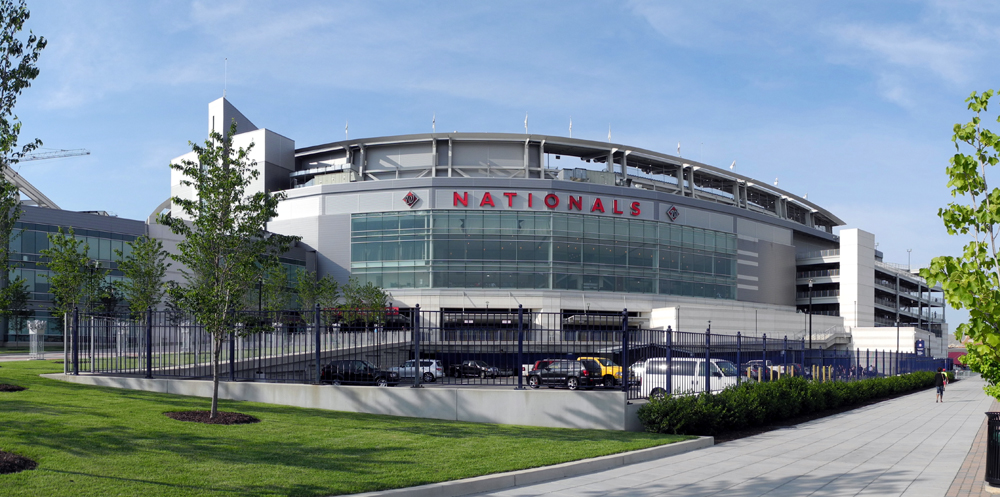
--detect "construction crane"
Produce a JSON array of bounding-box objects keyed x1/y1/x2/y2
[{"x1": 20, "y1": 148, "x2": 90, "y2": 161}]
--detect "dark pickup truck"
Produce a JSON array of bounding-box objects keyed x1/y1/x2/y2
[{"x1": 448, "y1": 360, "x2": 500, "y2": 378}]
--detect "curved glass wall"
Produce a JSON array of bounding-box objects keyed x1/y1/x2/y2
[{"x1": 351, "y1": 211, "x2": 737, "y2": 299}]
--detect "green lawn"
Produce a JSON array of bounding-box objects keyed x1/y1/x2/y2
[{"x1": 0, "y1": 361, "x2": 690, "y2": 496}]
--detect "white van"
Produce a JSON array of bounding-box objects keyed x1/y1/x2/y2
[{"x1": 633, "y1": 357, "x2": 740, "y2": 398}]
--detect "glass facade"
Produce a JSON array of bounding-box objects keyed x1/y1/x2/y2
[{"x1": 351, "y1": 211, "x2": 737, "y2": 299}]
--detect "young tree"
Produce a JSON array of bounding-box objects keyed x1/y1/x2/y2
[
  {"x1": 0, "y1": 0, "x2": 44, "y2": 346},
  {"x1": 294, "y1": 268, "x2": 340, "y2": 310},
  {"x1": 340, "y1": 277, "x2": 390, "y2": 330},
  {"x1": 259, "y1": 263, "x2": 291, "y2": 313},
  {"x1": 40, "y1": 228, "x2": 105, "y2": 321},
  {"x1": 3, "y1": 275, "x2": 30, "y2": 335},
  {"x1": 114, "y1": 235, "x2": 169, "y2": 322},
  {"x1": 160, "y1": 121, "x2": 298, "y2": 419},
  {"x1": 922, "y1": 89, "x2": 1000, "y2": 399}
]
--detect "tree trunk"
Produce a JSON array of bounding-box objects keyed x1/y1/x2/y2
[{"x1": 211, "y1": 335, "x2": 222, "y2": 418}]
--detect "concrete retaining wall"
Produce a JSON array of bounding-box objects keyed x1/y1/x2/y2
[{"x1": 43, "y1": 374, "x2": 645, "y2": 431}]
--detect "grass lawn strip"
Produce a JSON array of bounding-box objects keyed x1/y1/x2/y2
[{"x1": 0, "y1": 361, "x2": 690, "y2": 497}]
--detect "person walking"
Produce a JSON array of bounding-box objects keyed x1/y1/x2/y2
[{"x1": 935, "y1": 367, "x2": 946, "y2": 403}]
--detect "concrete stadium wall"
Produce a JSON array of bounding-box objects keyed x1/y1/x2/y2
[{"x1": 43, "y1": 374, "x2": 645, "y2": 431}]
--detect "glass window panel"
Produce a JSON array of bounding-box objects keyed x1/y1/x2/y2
[
  {"x1": 85, "y1": 237, "x2": 98, "y2": 259},
  {"x1": 584, "y1": 217, "x2": 599, "y2": 238},
  {"x1": 583, "y1": 243, "x2": 600, "y2": 264},
  {"x1": 111, "y1": 240, "x2": 124, "y2": 260},
  {"x1": 352, "y1": 216, "x2": 368, "y2": 233},
  {"x1": 614, "y1": 242, "x2": 627, "y2": 266},
  {"x1": 35, "y1": 231, "x2": 48, "y2": 254},
  {"x1": 8, "y1": 232, "x2": 19, "y2": 253},
  {"x1": 615, "y1": 219, "x2": 628, "y2": 237},
  {"x1": 499, "y1": 240, "x2": 516, "y2": 261},
  {"x1": 99, "y1": 238, "x2": 111, "y2": 261},
  {"x1": 583, "y1": 274, "x2": 600, "y2": 291},
  {"x1": 682, "y1": 227, "x2": 693, "y2": 247},
  {"x1": 599, "y1": 217, "x2": 615, "y2": 237},
  {"x1": 567, "y1": 215, "x2": 583, "y2": 235},
  {"x1": 21, "y1": 231, "x2": 34, "y2": 254},
  {"x1": 693, "y1": 229, "x2": 705, "y2": 249},
  {"x1": 482, "y1": 213, "x2": 499, "y2": 230},
  {"x1": 715, "y1": 256, "x2": 734, "y2": 276},
  {"x1": 382, "y1": 215, "x2": 399, "y2": 231},
  {"x1": 483, "y1": 240, "x2": 500, "y2": 260},
  {"x1": 500, "y1": 214, "x2": 518, "y2": 231},
  {"x1": 601, "y1": 275, "x2": 615, "y2": 292},
  {"x1": 396, "y1": 271, "x2": 414, "y2": 288},
  {"x1": 600, "y1": 244, "x2": 615, "y2": 266},
  {"x1": 644, "y1": 222, "x2": 657, "y2": 241}
]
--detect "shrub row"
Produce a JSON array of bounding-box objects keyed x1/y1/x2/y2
[{"x1": 637, "y1": 371, "x2": 946, "y2": 436}]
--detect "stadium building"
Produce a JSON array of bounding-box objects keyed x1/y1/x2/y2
[{"x1": 160, "y1": 98, "x2": 949, "y2": 359}]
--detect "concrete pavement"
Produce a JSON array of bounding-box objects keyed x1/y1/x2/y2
[{"x1": 366, "y1": 374, "x2": 994, "y2": 497}]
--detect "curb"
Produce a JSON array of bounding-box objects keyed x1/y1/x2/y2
[{"x1": 348, "y1": 436, "x2": 713, "y2": 497}]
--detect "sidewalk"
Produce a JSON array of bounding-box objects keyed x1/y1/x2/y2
[
  {"x1": 373, "y1": 375, "x2": 993, "y2": 497},
  {"x1": 946, "y1": 398, "x2": 1000, "y2": 496}
]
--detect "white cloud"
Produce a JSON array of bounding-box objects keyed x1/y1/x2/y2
[{"x1": 826, "y1": 23, "x2": 970, "y2": 86}]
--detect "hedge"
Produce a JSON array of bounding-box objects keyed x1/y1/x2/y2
[{"x1": 637, "y1": 371, "x2": 950, "y2": 436}]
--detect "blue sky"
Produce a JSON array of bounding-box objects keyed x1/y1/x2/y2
[{"x1": 13, "y1": 0, "x2": 1000, "y2": 329}]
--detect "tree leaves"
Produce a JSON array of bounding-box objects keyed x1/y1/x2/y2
[{"x1": 922, "y1": 89, "x2": 1000, "y2": 398}]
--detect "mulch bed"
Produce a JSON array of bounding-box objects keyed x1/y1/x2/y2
[
  {"x1": 714, "y1": 385, "x2": 936, "y2": 444},
  {"x1": 0, "y1": 384, "x2": 26, "y2": 392},
  {"x1": 164, "y1": 411, "x2": 260, "y2": 425},
  {"x1": 0, "y1": 450, "x2": 37, "y2": 474}
]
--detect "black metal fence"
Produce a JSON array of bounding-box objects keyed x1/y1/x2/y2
[{"x1": 63, "y1": 305, "x2": 951, "y2": 400}]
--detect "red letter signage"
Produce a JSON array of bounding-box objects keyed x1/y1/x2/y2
[
  {"x1": 591, "y1": 198, "x2": 605, "y2": 213},
  {"x1": 503, "y1": 192, "x2": 517, "y2": 207},
  {"x1": 480, "y1": 192, "x2": 495, "y2": 207},
  {"x1": 630, "y1": 201, "x2": 641, "y2": 216},
  {"x1": 544, "y1": 194, "x2": 559, "y2": 209},
  {"x1": 568, "y1": 196, "x2": 582, "y2": 211},
  {"x1": 454, "y1": 192, "x2": 468, "y2": 207},
  {"x1": 612, "y1": 200, "x2": 624, "y2": 215}
]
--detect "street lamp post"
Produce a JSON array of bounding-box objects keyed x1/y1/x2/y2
[{"x1": 808, "y1": 279, "x2": 814, "y2": 349}]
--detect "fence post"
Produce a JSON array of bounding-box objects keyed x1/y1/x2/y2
[
  {"x1": 705, "y1": 323, "x2": 711, "y2": 392},
  {"x1": 802, "y1": 336, "x2": 806, "y2": 373},
  {"x1": 72, "y1": 307, "x2": 79, "y2": 375},
  {"x1": 516, "y1": 304, "x2": 524, "y2": 390},
  {"x1": 413, "y1": 304, "x2": 422, "y2": 388},
  {"x1": 314, "y1": 304, "x2": 321, "y2": 384},
  {"x1": 762, "y1": 334, "x2": 767, "y2": 382},
  {"x1": 621, "y1": 308, "x2": 629, "y2": 394},
  {"x1": 145, "y1": 308, "x2": 153, "y2": 379},
  {"x1": 228, "y1": 329, "x2": 236, "y2": 382},
  {"x1": 736, "y1": 331, "x2": 741, "y2": 386},
  {"x1": 783, "y1": 335, "x2": 788, "y2": 378},
  {"x1": 666, "y1": 327, "x2": 673, "y2": 393}
]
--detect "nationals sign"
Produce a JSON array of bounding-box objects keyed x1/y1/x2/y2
[{"x1": 452, "y1": 191, "x2": 642, "y2": 216}]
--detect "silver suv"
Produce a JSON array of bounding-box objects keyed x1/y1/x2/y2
[{"x1": 388, "y1": 359, "x2": 445, "y2": 382}]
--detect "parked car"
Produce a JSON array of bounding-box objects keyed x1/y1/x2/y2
[
  {"x1": 320, "y1": 360, "x2": 400, "y2": 386},
  {"x1": 388, "y1": 359, "x2": 445, "y2": 382},
  {"x1": 634, "y1": 357, "x2": 740, "y2": 398},
  {"x1": 527, "y1": 359, "x2": 602, "y2": 390},
  {"x1": 577, "y1": 356, "x2": 623, "y2": 387},
  {"x1": 449, "y1": 360, "x2": 500, "y2": 379}
]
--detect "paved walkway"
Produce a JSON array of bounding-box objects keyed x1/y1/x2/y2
[
  {"x1": 459, "y1": 375, "x2": 994, "y2": 497},
  {"x1": 946, "y1": 398, "x2": 1000, "y2": 496}
]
